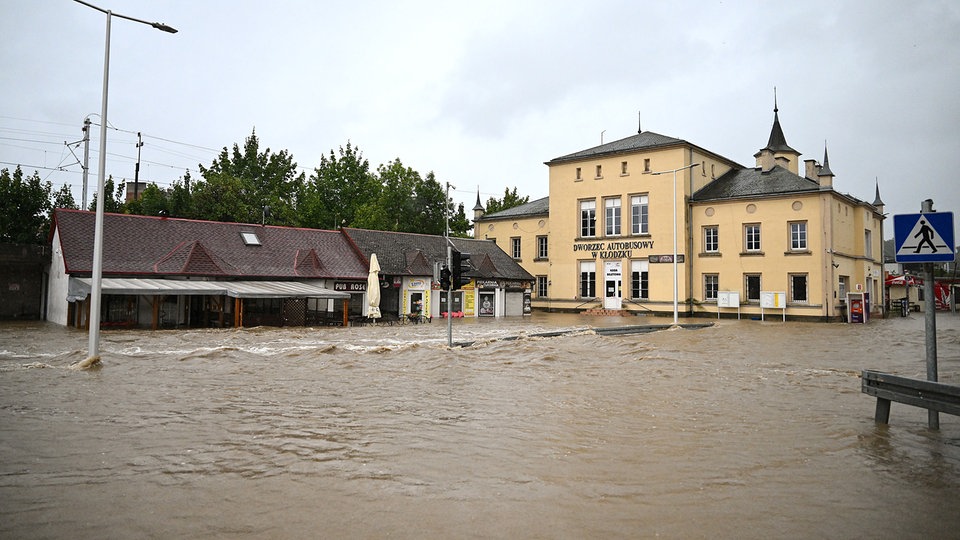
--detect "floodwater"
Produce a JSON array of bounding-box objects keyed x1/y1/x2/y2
[{"x1": 1, "y1": 313, "x2": 958, "y2": 539}]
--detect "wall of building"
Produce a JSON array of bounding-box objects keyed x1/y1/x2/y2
[
  {"x1": 0, "y1": 243, "x2": 50, "y2": 320},
  {"x1": 480, "y1": 216, "x2": 550, "y2": 306},
  {"x1": 691, "y1": 193, "x2": 828, "y2": 318}
]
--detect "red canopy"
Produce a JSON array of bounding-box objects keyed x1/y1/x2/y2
[{"x1": 885, "y1": 275, "x2": 922, "y2": 286}]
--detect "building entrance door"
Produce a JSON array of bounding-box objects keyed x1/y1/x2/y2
[{"x1": 603, "y1": 261, "x2": 622, "y2": 310}]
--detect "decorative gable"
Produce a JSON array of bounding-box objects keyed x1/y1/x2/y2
[
  {"x1": 154, "y1": 241, "x2": 233, "y2": 275},
  {"x1": 294, "y1": 248, "x2": 325, "y2": 277},
  {"x1": 404, "y1": 250, "x2": 433, "y2": 276}
]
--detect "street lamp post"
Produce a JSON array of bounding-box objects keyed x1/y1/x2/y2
[
  {"x1": 74, "y1": 0, "x2": 176, "y2": 367},
  {"x1": 648, "y1": 162, "x2": 700, "y2": 326}
]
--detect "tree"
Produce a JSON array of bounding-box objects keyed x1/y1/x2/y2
[
  {"x1": 410, "y1": 171, "x2": 448, "y2": 235},
  {"x1": 448, "y1": 202, "x2": 473, "y2": 238},
  {"x1": 195, "y1": 129, "x2": 303, "y2": 225},
  {"x1": 52, "y1": 183, "x2": 78, "y2": 211},
  {"x1": 136, "y1": 183, "x2": 169, "y2": 217},
  {"x1": 353, "y1": 158, "x2": 419, "y2": 231},
  {"x1": 485, "y1": 186, "x2": 529, "y2": 215},
  {"x1": 167, "y1": 173, "x2": 193, "y2": 218},
  {"x1": 300, "y1": 141, "x2": 379, "y2": 230},
  {"x1": 88, "y1": 176, "x2": 125, "y2": 213},
  {"x1": 191, "y1": 171, "x2": 251, "y2": 223},
  {"x1": 0, "y1": 167, "x2": 52, "y2": 244}
]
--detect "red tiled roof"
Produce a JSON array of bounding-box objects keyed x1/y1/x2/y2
[{"x1": 52, "y1": 209, "x2": 368, "y2": 280}]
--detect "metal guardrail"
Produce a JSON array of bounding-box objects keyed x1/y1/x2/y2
[{"x1": 861, "y1": 370, "x2": 960, "y2": 424}]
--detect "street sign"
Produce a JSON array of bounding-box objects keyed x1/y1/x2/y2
[{"x1": 893, "y1": 212, "x2": 955, "y2": 263}]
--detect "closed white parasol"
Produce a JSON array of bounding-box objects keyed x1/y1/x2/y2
[{"x1": 367, "y1": 253, "x2": 382, "y2": 319}]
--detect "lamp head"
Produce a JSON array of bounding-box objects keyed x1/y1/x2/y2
[{"x1": 152, "y1": 22, "x2": 178, "y2": 33}]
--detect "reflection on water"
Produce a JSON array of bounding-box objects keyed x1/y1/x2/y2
[{"x1": 1, "y1": 313, "x2": 959, "y2": 539}]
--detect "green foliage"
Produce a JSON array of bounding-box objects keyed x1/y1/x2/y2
[
  {"x1": 448, "y1": 202, "x2": 473, "y2": 238},
  {"x1": 52, "y1": 183, "x2": 78, "y2": 211},
  {"x1": 88, "y1": 176, "x2": 125, "y2": 213},
  {"x1": 167, "y1": 173, "x2": 193, "y2": 218},
  {"x1": 137, "y1": 183, "x2": 170, "y2": 217},
  {"x1": 195, "y1": 129, "x2": 303, "y2": 225},
  {"x1": 0, "y1": 167, "x2": 52, "y2": 244},
  {"x1": 485, "y1": 186, "x2": 529, "y2": 215},
  {"x1": 300, "y1": 141, "x2": 380, "y2": 229},
  {"x1": 8, "y1": 129, "x2": 530, "y2": 243}
]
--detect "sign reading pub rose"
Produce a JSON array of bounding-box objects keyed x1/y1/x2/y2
[
  {"x1": 334, "y1": 282, "x2": 366, "y2": 292},
  {"x1": 573, "y1": 240, "x2": 655, "y2": 259}
]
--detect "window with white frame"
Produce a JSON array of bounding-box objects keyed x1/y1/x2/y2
[
  {"x1": 631, "y1": 260, "x2": 649, "y2": 300},
  {"x1": 790, "y1": 221, "x2": 807, "y2": 251},
  {"x1": 704, "y1": 274, "x2": 719, "y2": 301},
  {"x1": 631, "y1": 195, "x2": 648, "y2": 235},
  {"x1": 704, "y1": 225, "x2": 719, "y2": 253},
  {"x1": 536, "y1": 276, "x2": 548, "y2": 297},
  {"x1": 580, "y1": 200, "x2": 596, "y2": 237},
  {"x1": 511, "y1": 237, "x2": 521, "y2": 259},
  {"x1": 536, "y1": 235, "x2": 548, "y2": 259},
  {"x1": 579, "y1": 261, "x2": 596, "y2": 298},
  {"x1": 790, "y1": 273, "x2": 808, "y2": 303},
  {"x1": 745, "y1": 223, "x2": 761, "y2": 252},
  {"x1": 605, "y1": 197, "x2": 621, "y2": 236},
  {"x1": 864, "y1": 229, "x2": 873, "y2": 258}
]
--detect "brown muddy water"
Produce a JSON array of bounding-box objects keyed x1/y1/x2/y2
[{"x1": 1, "y1": 313, "x2": 959, "y2": 539}]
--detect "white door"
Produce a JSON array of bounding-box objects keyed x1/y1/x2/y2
[{"x1": 603, "y1": 261, "x2": 622, "y2": 309}]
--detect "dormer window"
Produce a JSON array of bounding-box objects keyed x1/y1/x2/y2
[{"x1": 240, "y1": 231, "x2": 261, "y2": 246}]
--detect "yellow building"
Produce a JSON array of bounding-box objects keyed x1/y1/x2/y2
[{"x1": 476, "y1": 105, "x2": 885, "y2": 321}]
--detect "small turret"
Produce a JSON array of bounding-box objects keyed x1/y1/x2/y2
[{"x1": 818, "y1": 143, "x2": 834, "y2": 191}]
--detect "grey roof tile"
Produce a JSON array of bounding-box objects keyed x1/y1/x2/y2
[
  {"x1": 53, "y1": 209, "x2": 368, "y2": 279},
  {"x1": 692, "y1": 166, "x2": 820, "y2": 201},
  {"x1": 479, "y1": 196, "x2": 549, "y2": 220}
]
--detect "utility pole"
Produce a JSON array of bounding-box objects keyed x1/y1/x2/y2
[
  {"x1": 133, "y1": 131, "x2": 143, "y2": 200},
  {"x1": 446, "y1": 182, "x2": 454, "y2": 347},
  {"x1": 81, "y1": 117, "x2": 91, "y2": 209}
]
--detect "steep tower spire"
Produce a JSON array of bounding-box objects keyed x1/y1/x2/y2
[
  {"x1": 754, "y1": 89, "x2": 801, "y2": 174},
  {"x1": 819, "y1": 142, "x2": 834, "y2": 177},
  {"x1": 764, "y1": 89, "x2": 796, "y2": 154},
  {"x1": 473, "y1": 188, "x2": 485, "y2": 213},
  {"x1": 872, "y1": 178, "x2": 885, "y2": 208}
]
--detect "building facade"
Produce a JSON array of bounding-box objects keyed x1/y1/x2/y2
[
  {"x1": 476, "y1": 106, "x2": 884, "y2": 321},
  {"x1": 45, "y1": 209, "x2": 533, "y2": 329}
]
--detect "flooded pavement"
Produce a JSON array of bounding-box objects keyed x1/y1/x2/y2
[{"x1": 1, "y1": 313, "x2": 958, "y2": 539}]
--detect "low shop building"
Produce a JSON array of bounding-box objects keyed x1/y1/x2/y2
[
  {"x1": 48, "y1": 209, "x2": 361, "y2": 329},
  {"x1": 46, "y1": 209, "x2": 534, "y2": 329},
  {"x1": 342, "y1": 228, "x2": 534, "y2": 320}
]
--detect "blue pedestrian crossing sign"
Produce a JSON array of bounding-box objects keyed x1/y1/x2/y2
[{"x1": 894, "y1": 212, "x2": 955, "y2": 263}]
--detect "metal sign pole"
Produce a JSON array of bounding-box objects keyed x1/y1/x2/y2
[
  {"x1": 919, "y1": 199, "x2": 939, "y2": 429},
  {"x1": 924, "y1": 261, "x2": 939, "y2": 429},
  {"x1": 447, "y1": 245, "x2": 453, "y2": 347}
]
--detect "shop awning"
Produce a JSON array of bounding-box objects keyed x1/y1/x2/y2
[{"x1": 67, "y1": 277, "x2": 351, "y2": 302}]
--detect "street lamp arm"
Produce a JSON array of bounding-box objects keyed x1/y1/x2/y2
[
  {"x1": 73, "y1": 0, "x2": 178, "y2": 33},
  {"x1": 646, "y1": 162, "x2": 701, "y2": 176}
]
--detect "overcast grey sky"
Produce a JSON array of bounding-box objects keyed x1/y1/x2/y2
[{"x1": 2, "y1": 0, "x2": 958, "y2": 239}]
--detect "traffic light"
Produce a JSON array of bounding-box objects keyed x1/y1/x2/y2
[
  {"x1": 439, "y1": 264, "x2": 451, "y2": 290},
  {"x1": 451, "y1": 250, "x2": 472, "y2": 289}
]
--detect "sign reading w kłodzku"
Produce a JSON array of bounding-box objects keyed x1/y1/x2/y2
[{"x1": 573, "y1": 239, "x2": 655, "y2": 259}]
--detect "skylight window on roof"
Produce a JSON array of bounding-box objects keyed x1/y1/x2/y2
[{"x1": 240, "y1": 231, "x2": 261, "y2": 246}]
